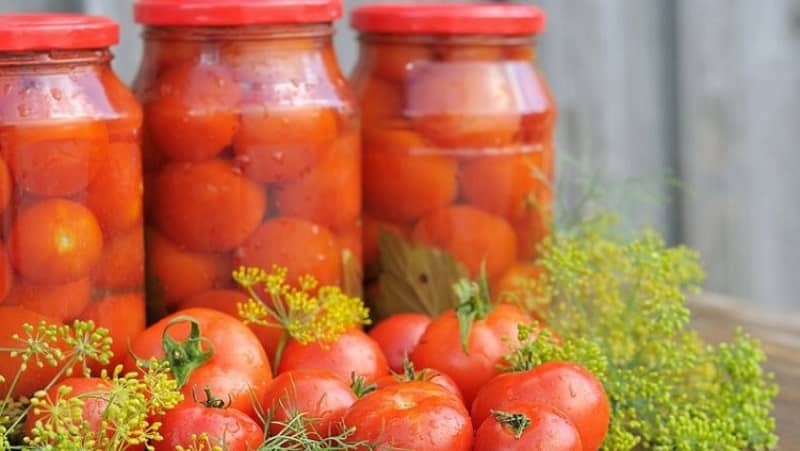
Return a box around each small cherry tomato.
[0,239,13,301]
[412,205,517,279]
[9,199,103,285]
[153,400,263,451]
[368,43,432,82]
[344,381,473,451]
[152,160,266,252]
[233,107,338,183]
[234,217,342,288]
[0,306,65,398]
[0,157,11,215]
[368,313,431,373]
[357,76,403,128]
[24,377,111,438]
[125,308,272,419]
[362,129,457,224]
[262,368,357,437]
[473,402,582,451]
[92,227,144,291]
[374,365,462,400]
[278,329,389,383]
[78,293,145,371]
[411,303,530,405]
[86,142,143,236]
[0,122,108,197]
[144,62,240,162]
[5,277,91,322]
[147,230,232,308]
[471,362,611,451]
[177,289,282,362]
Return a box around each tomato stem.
[454,264,493,353]
[192,385,231,409]
[350,372,377,398]
[161,316,214,388]
[492,409,531,439]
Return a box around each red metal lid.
[135,0,343,26]
[351,3,546,35]
[0,14,119,52]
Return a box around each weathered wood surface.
[691,293,800,449]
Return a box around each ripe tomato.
[233,107,338,183]
[177,289,282,362]
[24,377,111,437]
[5,277,91,322]
[412,205,517,279]
[146,230,231,307]
[154,401,263,451]
[0,239,13,301]
[234,217,342,288]
[92,227,144,290]
[410,303,530,405]
[471,362,611,451]
[0,306,65,398]
[374,367,462,400]
[151,160,266,252]
[9,199,103,285]
[261,369,357,437]
[368,313,431,373]
[124,308,272,419]
[344,381,473,451]
[278,329,389,383]
[78,294,145,371]
[357,77,403,128]
[362,129,457,224]
[473,402,582,451]
[0,157,11,215]
[144,62,240,162]
[274,131,360,231]
[0,122,108,197]
[368,43,432,82]
[86,142,143,236]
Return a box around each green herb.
[504,215,778,450]
[453,267,493,353]
[341,249,364,299]
[369,230,468,321]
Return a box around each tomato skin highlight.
[410,303,530,406]
[278,328,389,384]
[473,402,583,451]
[261,368,357,437]
[344,381,473,451]
[471,362,611,451]
[368,313,431,373]
[124,308,272,420]
[153,401,264,451]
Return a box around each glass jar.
[133,0,361,326]
[351,5,555,298]
[0,14,145,396]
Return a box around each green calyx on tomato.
[453,264,493,353]
[160,316,214,388]
[492,410,532,439]
[350,372,378,398]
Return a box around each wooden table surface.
[690,294,800,449]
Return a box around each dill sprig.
[503,215,778,450]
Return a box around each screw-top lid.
[351,3,546,35]
[135,0,343,26]
[0,14,119,52]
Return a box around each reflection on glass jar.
[351,4,554,316]
[133,0,361,326]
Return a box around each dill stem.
[272,330,289,377]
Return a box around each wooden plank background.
[2,0,798,313]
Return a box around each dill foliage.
[504,216,779,450]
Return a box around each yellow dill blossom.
[176,433,224,451]
[233,265,370,370]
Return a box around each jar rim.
[0,14,118,52]
[350,3,545,36]
[134,0,342,26]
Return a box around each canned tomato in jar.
[0,14,145,395]
[351,4,554,306]
[133,0,361,320]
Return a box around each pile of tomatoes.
[33,299,610,451]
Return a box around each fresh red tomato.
[153,401,263,451]
[343,381,473,451]
[368,313,431,373]
[278,328,389,383]
[24,377,111,437]
[261,369,357,437]
[124,308,272,419]
[374,366,462,400]
[471,362,610,451]
[473,402,582,451]
[410,303,530,405]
